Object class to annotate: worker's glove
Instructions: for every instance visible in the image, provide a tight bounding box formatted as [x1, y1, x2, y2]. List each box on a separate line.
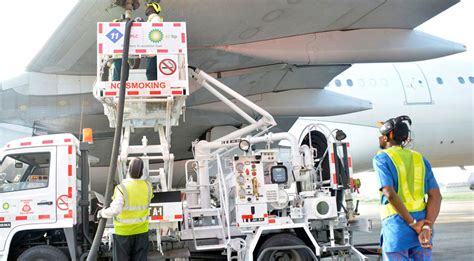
[97, 209, 104, 219]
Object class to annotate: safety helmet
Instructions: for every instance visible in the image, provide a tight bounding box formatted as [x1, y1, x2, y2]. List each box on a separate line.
[147, 2, 161, 13]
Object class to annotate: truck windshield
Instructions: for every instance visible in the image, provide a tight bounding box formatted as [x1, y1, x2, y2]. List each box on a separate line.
[0, 152, 51, 193]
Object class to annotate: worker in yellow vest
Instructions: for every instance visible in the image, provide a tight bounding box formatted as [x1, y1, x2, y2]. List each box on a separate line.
[98, 158, 153, 261]
[374, 116, 442, 261]
[145, 2, 163, 80]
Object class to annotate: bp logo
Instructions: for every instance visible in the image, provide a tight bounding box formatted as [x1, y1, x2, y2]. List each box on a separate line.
[149, 29, 163, 43]
[2, 203, 9, 210]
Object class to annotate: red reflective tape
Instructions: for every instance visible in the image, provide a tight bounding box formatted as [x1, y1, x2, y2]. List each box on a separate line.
[350, 178, 354, 188]
[136, 49, 147, 53]
[173, 23, 181, 27]
[269, 219, 275, 224]
[68, 145, 72, 155]
[64, 210, 73, 218]
[171, 90, 183, 95]
[42, 140, 53, 144]
[39, 214, 50, 220]
[333, 173, 337, 185]
[113, 49, 123, 54]
[20, 142, 31, 146]
[16, 216, 27, 221]
[127, 91, 139, 95]
[0, 217, 4, 221]
[109, 23, 120, 27]
[98, 23, 103, 34]
[179, 49, 183, 53]
[68, 165, 73, 177]
[331, 153, 335, 164]
[132, 22, 142, 27]
[105, 91, 117, 96]
[98, 43, 103, 54]
[152, 23, 163, 27]
[181, 33, 185, 43]
[241, 215, 253, 219]
[174, 214, 183, 219]
[151, 215, 163, 220]
[348, 157, 352, 168]
[64, 138, 71, 142]
[263, 213, 268, 218]
[346, 143, 350, 148]
[68, 187, 73, 198]
[150, 91, 162, 95]
[157, 49, 168, 53]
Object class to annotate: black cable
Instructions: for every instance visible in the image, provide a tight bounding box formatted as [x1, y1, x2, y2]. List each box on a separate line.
[87, 18, 133, 261]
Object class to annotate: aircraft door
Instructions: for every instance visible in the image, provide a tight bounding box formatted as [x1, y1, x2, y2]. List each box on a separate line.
[0, 147, 57, 251]
[394, 64, 433, 104]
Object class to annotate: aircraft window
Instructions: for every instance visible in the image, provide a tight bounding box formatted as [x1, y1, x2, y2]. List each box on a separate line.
[436, 77, 443, 85]
[369, 79, 376, 87]
[346, 79, 353, 86]
[458, 77, 465, 84]
[335, 79, 342, 87]
[357, 79, 365, 87]
[469, 76, 474, 84]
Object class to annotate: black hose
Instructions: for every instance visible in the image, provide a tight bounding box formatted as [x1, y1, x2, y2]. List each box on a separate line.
[87, 18, 133, 261]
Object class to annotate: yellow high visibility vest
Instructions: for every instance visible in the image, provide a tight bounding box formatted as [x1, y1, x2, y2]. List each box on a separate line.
[113, 179, 153, 236]
[379, 146, 426, 219]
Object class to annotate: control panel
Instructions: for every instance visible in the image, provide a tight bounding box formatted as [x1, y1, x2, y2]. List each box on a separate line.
[233, 155, 268, 228]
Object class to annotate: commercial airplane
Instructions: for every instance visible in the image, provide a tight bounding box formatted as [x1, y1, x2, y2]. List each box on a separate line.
[0, 0, 471, 190]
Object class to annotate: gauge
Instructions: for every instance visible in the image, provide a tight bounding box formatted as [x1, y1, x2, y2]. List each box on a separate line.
[235, 162, 245, 172]
[236, 174, 245, 185]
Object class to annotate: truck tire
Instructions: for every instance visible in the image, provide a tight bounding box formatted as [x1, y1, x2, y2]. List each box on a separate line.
[17, 245, 68, 261]
[257, 233, 314, 261]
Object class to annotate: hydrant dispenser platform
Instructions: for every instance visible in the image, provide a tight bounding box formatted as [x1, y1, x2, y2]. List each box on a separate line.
[94, 22, 189, 128]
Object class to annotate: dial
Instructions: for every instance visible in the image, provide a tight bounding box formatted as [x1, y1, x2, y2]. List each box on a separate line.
[235, 162, 245, 172]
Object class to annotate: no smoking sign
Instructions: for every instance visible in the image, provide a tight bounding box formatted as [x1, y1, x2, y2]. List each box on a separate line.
[159, 58, 177, 76]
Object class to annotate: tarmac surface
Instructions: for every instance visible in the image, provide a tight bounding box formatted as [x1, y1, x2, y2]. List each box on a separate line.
[352, 200, 474, 260]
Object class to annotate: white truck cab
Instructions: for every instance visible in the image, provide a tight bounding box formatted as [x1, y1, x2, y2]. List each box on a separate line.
[0, 134, 84, 260]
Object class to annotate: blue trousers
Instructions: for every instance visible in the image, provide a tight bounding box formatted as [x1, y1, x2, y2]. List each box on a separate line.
[383, 246, 432, 261]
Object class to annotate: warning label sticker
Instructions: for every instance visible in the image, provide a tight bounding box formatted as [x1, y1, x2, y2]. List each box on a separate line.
[56, 195, 69, 211]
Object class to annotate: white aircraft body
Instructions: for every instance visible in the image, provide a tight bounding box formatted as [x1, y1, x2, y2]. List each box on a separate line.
[289, 55, 473, 172]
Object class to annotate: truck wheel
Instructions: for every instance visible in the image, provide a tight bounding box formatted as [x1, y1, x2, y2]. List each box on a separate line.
[17, 245, 68, 261]
[257, 233, 314, 261]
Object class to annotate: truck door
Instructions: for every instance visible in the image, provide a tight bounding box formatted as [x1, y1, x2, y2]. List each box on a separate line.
[0, 147, 57, 251]
[394, 63, 433, 105]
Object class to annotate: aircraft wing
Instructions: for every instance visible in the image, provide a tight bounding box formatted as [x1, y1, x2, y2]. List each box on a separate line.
[27, 0, 460, 76]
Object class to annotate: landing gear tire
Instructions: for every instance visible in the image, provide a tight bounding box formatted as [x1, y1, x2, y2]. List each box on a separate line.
[257, 233, 314, 261]
[18, 245, 68, 261]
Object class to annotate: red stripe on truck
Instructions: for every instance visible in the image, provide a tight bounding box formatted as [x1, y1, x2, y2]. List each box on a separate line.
[68, 165, 73, 177]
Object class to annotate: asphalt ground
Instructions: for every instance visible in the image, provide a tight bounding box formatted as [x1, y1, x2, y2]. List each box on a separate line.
[352, 200, 474, 260]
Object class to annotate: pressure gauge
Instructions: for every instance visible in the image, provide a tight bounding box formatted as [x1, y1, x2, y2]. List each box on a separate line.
[269, 189, 289, 210]
[235, 163, 245, 172]
[236, 174, 245, 185]
[239, 139, 251, 152]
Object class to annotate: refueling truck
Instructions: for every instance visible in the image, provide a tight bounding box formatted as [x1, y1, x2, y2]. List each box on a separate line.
[0, 18, 373, 261]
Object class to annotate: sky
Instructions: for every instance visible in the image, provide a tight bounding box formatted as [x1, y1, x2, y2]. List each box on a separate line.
[0, 0, 473, 81]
